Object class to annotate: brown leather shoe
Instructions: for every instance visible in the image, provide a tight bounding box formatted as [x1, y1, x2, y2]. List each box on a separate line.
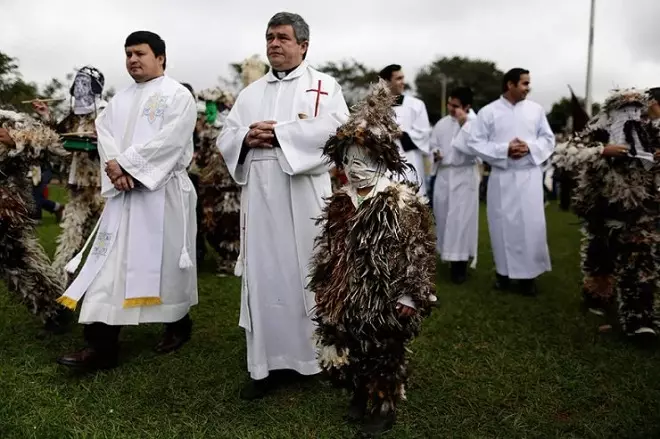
[154, 331, 191, 354]
[56, 347, 118, 371]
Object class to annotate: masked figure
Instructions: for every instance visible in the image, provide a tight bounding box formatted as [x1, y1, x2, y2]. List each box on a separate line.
[309, 80, 436, 435]
[553, 89, 660, 339]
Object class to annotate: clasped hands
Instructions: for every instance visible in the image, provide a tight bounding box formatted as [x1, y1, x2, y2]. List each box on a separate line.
[508, 138, 530, 159]
[105, 159, 134, 191]
[244, 120, 277, 148]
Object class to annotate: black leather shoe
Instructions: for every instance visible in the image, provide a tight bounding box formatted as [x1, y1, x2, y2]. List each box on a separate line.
[519, 279, 538, 297]
[56, 347, 118, 371]
[493, 274, 510, 291]
[155, 317, 192, 354]
[239, 378, 273, 400]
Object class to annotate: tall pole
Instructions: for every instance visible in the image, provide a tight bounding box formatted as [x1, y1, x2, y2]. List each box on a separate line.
[585, 0, 595, 117]
[440, 74, 448, 117]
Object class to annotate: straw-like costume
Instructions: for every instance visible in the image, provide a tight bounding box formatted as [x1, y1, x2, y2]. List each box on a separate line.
[552, 89, 660, 338]
[0, 109, 68, 328]
[50, 66, 107, 286]
[193, 55, 268, 274]
[309, 80, 435, 434]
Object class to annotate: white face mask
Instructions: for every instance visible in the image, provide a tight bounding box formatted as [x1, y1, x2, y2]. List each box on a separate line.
[72, 74, 96, 115]
[343, 145, 383, 189]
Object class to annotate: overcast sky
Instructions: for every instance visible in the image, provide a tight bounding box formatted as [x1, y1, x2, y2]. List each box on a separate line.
[2, 0, 659, 111]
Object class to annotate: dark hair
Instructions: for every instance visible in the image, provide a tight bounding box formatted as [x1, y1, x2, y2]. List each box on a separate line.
[181, 82, 194, 97]
[501, 68, 529, 93]
[267, 12, 310, 59]
[379, 64, 402, 81]
[125, 31, 167, 70]
[648, 87, 660, 103]
[449, 86, 473, 107]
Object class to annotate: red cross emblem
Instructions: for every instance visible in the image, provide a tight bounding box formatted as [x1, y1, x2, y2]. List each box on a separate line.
[305, 80, 328, 117]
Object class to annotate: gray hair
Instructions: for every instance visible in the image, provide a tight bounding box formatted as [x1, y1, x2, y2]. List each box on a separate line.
[267, 12, 310, 46]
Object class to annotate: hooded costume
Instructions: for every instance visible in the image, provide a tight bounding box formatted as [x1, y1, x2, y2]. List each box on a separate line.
[309, 80, 436, 434]
[552, 89, 660, 338]
[50, 66, 107, 286]
[0, 109, 68, 326]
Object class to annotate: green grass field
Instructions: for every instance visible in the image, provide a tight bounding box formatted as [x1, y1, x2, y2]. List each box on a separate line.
[1, 185, 660, 438]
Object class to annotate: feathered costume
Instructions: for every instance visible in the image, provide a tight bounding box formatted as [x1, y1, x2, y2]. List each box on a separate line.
[552, 89, 660, 337]
[192, 56, 268, 275]
[0, 109, 68, 324]
[193, 87, 240, 274]
[309, 80, 436, 432]
[50, 66, 106, 286]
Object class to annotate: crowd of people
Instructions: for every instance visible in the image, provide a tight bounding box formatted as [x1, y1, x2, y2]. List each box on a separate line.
[2, 10, 660, 437]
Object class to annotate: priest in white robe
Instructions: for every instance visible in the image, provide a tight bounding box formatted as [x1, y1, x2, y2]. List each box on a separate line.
[467, 68, 555, 296]
[379, 64, 432, 196]
[56, 31, 198, 371]
[431, 87, 480, 284]
[216, 12, 349, 399]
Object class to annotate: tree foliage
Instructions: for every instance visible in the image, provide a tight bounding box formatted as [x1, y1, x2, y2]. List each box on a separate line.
[0, 52, 39, 113]
[415, 56, 504, 124]
[315, 59, 380, 107]
[546, 95, 601, 134]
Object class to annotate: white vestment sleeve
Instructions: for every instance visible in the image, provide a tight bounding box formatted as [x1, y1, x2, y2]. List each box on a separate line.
[274, 84, 349, 175]
[216, 94, 251, 185]
[452, 120, 475, 156]
[95, 102, 121, 198]
[527, 110, 556, 165]
[406, 102, 432, 154]
[467, 110, 509, 169]
[116, 89, 196, 191]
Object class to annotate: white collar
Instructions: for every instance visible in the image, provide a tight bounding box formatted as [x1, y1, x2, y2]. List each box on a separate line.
[265, 61, 308, 83]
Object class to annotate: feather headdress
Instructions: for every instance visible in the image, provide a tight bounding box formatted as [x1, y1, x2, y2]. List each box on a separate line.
[197, 87, 235, 107]
[240, 55, 269, 88]
[323, 79, 410, 177]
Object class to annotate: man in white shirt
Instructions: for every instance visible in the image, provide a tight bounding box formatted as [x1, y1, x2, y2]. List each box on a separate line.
[467, 68, 555, 296]
[216, 12, 348, 399]
[378, 64, 431, 196]
[56, 31, 198, 371]
[430, 87, 480, 284]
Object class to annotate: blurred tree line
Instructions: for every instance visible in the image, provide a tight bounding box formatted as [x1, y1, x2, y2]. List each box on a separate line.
[2, 49, 590, 133]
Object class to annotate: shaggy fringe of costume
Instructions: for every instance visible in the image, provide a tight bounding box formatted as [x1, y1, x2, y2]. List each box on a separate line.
[0, 109, 67, 322]
[552, 89, 660, 334]
[50, 112, 104, 285]
[324, 79, 413, 179]
[309, 183, 435, 415]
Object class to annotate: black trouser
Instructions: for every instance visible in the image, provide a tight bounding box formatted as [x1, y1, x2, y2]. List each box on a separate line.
[559, 171, 574, 211]
[450, 261, 468, 280]
[32, 168, 57, 219]
[83, 314, 192, 353]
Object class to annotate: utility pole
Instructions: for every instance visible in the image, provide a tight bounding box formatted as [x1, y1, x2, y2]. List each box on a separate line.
[440, 73, 448, 117]
[585, 0, 596, 117]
